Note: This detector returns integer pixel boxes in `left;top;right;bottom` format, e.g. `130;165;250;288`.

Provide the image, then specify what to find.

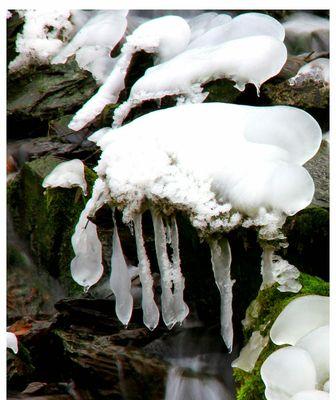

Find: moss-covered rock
233;273;329;400
262;79;329;110
7;155;97;294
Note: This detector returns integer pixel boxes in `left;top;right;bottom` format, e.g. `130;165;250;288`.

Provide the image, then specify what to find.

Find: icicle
151;209;177;329
170;216;189;324
70;179;107;290
110;216;134;326
209;237;235;352
260;245;276;289
133;213;160;330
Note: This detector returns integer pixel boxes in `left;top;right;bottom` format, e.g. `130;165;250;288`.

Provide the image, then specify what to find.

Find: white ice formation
61;103;321;349
289;58;330;85
70;178;108;291
7;332;19;354
110;215;133;326
260;246;301;293
68;15;191;131
231;331;269;372
42;159;87;195
68;12;287;130
270;295;329;346
52;11;128;83
261;295;329;400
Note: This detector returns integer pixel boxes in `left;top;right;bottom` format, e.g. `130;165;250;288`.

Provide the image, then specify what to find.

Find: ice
260;246;302;292
209;237;235;352
187;12;232;43
170;216;189;323
112;35;287;127
261;246;276;289
42;159;87;195
289;58;329;85
188;12;284;49
52;11;128;65
68;15;190;131
110;217;133;326
7;332;18;354
133;213;160;330
151;209;176;329
70;178;108;289
232;331;269;372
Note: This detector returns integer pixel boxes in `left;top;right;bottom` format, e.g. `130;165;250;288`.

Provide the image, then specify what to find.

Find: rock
7;11;24;65
233;273;329;400
304;139;329;208
262;78;329;110
7;155;97;294
54;329;168;399
7;59;98;139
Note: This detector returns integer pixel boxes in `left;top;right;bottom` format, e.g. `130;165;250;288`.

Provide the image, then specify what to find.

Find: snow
9;10;76;72
68;15;190;131
289;58;330;85
209;237;235;352
42;159;87;195
92;103;320;231
52;11;128;83
113;35;287;127
232;331;269;372
110;216;134;326
7;332;18;354
133;213;160;330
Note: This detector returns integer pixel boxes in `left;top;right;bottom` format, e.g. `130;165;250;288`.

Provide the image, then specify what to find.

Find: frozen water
110;217;133;326
209;237;235;352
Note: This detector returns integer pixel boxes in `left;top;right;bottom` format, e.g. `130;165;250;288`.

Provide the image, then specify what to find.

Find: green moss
7;155;97;295
234;273;329;400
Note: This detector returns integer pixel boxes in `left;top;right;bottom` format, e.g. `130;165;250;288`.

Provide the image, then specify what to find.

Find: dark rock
7;155;97;294
305;139;329;208
7;59;98;139
54;329;168;399
262;78;329;110
7;11;24;65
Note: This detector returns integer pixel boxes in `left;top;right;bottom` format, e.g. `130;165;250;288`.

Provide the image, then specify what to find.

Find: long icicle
209;237;235;352
110;215;133;326
260;245;276;289
170;216;189;324
151;209;176;329
133;213;160;330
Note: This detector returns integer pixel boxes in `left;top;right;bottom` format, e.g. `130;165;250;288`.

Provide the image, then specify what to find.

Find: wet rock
54;329;168;399
305;139;329;208
7;59;98;139
262;78;329;110
7;155;97;294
